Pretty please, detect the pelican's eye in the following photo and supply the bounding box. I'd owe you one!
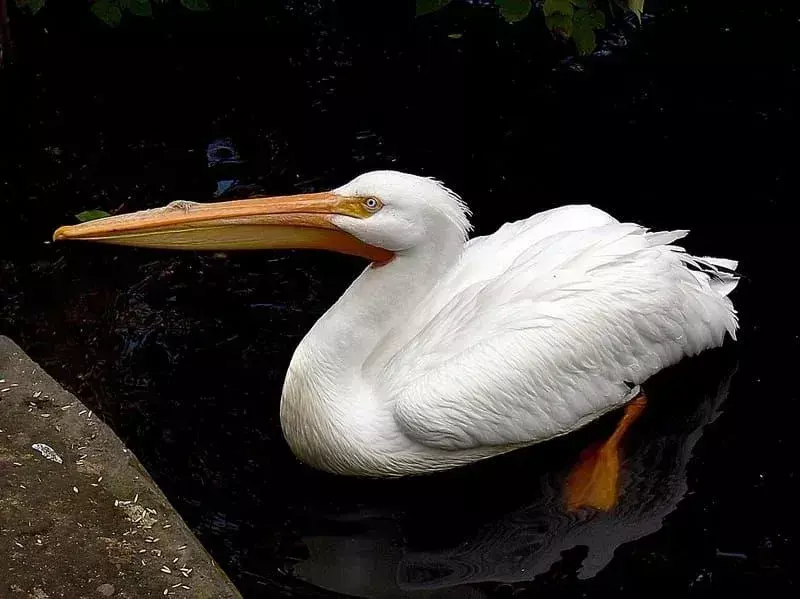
[363,197,382,212]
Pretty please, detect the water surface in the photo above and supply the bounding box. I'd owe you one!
[1,1,796,597]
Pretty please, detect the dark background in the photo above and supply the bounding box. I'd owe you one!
[1,1,797,597]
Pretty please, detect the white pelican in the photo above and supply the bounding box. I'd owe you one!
[54,171,739,508]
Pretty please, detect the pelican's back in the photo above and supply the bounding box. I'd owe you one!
[378,205,739,451]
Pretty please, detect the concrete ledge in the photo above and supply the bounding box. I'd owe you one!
[0,336,242,599]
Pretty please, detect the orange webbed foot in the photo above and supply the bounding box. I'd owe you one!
[564,394,647,513]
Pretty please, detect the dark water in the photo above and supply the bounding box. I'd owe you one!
[1,1,797,597]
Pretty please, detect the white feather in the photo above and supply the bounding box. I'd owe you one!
[386,206,738,451]
[280,173,739,476]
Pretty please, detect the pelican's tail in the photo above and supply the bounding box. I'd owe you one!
[649,231,740,297]
[647,229,740,342]
[690,256,740,297]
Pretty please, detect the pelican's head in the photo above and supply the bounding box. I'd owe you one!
[52,170,471,261]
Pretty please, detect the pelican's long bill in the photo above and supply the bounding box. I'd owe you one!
[52,192,393,263]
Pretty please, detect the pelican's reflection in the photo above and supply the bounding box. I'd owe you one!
[289,356,736,598]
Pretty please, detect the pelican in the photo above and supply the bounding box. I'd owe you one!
[54,171,739,505]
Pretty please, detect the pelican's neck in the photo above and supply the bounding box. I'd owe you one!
[305,233,463,364]
[280,221,466,473]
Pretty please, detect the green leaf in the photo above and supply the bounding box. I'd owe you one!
[130,0,153,17]
[628,0,644,21]
[415,0,453,17]
[91,0,122,26]
[180,0,211,11]
[75,210,111,223]
[572,20,596,54]
[575,7,606,30]
[545,13,573,38]
[543,0,573,18]
[497,0,532,24]
[569,6,605,54]
[28,0,45,14]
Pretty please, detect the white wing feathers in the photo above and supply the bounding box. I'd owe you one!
[380,205,738,451]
